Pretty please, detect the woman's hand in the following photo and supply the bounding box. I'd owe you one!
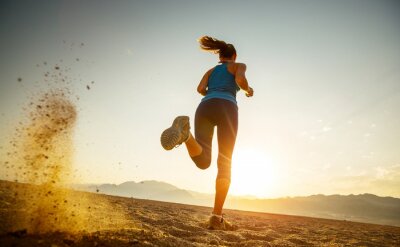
[245,86,254,97]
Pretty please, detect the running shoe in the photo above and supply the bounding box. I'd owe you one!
[207,215,238,231]
[160,116,190,150]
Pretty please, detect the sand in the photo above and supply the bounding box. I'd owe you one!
[1,180,399,247]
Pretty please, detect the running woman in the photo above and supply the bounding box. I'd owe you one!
[160,36,254,230]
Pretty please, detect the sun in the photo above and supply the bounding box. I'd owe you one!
[230,148,278,198]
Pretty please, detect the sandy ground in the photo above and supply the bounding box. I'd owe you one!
[1,180,399,247]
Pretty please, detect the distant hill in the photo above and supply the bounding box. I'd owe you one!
[226,193,400,227]
[72,180,400,227]
[72,180,194,203]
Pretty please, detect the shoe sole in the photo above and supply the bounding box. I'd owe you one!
[161,116,189,150]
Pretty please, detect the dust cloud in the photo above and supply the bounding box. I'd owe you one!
[1,52,118,234]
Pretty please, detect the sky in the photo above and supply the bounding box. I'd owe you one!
[1,0,399,198]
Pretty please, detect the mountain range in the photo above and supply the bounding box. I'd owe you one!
[71,180,400,227]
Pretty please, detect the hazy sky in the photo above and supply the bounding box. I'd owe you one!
[1,0,399,198]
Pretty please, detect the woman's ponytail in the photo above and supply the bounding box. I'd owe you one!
[198,36,236,59]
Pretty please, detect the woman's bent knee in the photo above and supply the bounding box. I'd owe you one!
[191,153,211,170]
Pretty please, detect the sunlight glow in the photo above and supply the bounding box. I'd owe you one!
[230,148,278,198]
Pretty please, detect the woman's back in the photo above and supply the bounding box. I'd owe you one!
[202,63,240,104]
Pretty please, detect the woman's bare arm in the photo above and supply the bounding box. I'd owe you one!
[197,68,213,96]
[235,63,253,97]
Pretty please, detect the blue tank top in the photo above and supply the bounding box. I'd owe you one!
[201,63,240,104]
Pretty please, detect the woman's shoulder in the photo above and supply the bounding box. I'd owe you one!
[227,62,246,74]
[233,62,246,68]
[206,67,215,75]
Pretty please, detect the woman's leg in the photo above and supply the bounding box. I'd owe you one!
[213,102,238,215]
[213,178,231,215]
[182,99,238,216]
[184,133,202,157]
[187,101,215,170]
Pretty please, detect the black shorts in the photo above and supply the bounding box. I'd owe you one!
[191,98,238,180]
